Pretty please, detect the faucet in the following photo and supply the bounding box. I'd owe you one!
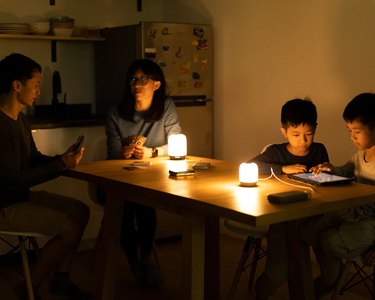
[52,71,61,115]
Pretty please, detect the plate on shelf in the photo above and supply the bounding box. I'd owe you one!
[0,23,31,34]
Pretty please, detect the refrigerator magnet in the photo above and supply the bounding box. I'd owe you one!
[144,48,157,59]
[161,27,171,35]
[193,27,204,38]
[162,44,170,52]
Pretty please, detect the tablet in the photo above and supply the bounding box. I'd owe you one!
[287,172,354,186]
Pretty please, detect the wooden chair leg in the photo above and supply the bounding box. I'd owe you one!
[18,236,35,300]
[331,260,351,300]
[226,237,254,300]
[248,239,262,291]
[29,237,40,256]
[152,242,162,273]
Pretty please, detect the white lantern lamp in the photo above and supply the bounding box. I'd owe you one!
[239,162,258,187]
[168,134,187,160]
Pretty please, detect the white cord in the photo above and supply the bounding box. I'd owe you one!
[259,167,315,193]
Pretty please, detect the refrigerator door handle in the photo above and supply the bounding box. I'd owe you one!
[172,96,212,107]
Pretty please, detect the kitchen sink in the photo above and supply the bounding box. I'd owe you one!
[34,104,92,120]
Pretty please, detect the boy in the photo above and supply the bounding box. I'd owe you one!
[0,53,90,299]
[301,92,375,298]
[248,98,329,300]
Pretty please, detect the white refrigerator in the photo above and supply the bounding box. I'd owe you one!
[95,22,214,158]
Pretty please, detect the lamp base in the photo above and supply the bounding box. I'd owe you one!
[239,182,257,187]
[169,156,186,160]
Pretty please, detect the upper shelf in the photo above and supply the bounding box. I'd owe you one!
[0,33,105,42]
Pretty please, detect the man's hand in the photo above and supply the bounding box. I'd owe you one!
[62,146,84,169]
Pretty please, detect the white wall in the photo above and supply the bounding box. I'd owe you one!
[2,0,375,165]
[169,0,375,165]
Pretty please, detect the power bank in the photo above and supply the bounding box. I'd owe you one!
[267,191,308,204]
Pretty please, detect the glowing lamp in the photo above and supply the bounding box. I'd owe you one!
[168,134,187,160]
[239,162,258,187]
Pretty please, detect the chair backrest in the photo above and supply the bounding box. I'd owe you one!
[260,143,274,154]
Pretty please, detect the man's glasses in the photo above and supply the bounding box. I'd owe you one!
[129,75,152,86]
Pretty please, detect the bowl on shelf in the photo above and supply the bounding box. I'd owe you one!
[30,22,50,35]
[53,27,73,37]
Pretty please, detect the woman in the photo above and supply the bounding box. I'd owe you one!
[106,59,182,288]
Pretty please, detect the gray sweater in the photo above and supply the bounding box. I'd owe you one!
[106,98,182,159]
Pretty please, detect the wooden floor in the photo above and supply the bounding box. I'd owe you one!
[0,234,373,300]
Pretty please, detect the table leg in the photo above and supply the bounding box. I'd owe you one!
[285,220,315,300]
[94,191,124,300]
[204,215,220,300]
[182,211,205,300]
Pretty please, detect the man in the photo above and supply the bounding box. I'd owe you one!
[0,53,90,299]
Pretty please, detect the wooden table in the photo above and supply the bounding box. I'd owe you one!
[64,156,375,300]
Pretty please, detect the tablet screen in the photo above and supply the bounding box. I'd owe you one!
[287,172,354,186]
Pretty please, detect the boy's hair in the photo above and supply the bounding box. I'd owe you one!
[343,92,375,129]
[0,53,42,95]
[281,98,317,129]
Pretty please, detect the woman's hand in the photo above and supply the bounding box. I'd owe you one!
[122,145,136,159]
[132,146,153,159]
[282,164,307,174]
[309,162,333,175]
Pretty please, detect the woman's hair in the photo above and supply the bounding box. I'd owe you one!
[0,53,42,94]
[343,92,375,129]
[118,59,167,122]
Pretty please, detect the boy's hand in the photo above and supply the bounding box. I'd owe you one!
[282,164,307,174]
[309,162,333,175]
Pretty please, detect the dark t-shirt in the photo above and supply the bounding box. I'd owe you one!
[248,142,329,175]
[0,111,65,208]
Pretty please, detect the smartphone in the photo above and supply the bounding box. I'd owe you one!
[169,169,196,177]
[73,135,85,153]
[193,161,211,170]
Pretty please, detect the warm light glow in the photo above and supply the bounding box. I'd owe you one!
[167,160,188,172]
[168,134,187,160]
[239,162,258,187]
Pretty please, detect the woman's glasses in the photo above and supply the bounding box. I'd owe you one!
[129,75,151,86]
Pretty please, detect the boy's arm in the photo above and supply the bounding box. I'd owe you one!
[248,144,284,175]
[330,161,355,178]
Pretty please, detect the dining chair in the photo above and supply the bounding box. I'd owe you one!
[223,219,268,300]
[224,144,273,300]
[331,248,375,299]
[0,230,47,300]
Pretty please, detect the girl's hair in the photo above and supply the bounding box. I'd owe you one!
[0,53,42,94]
[281,98,317,129]
[118,59,167,122]
[343,93,375,129]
